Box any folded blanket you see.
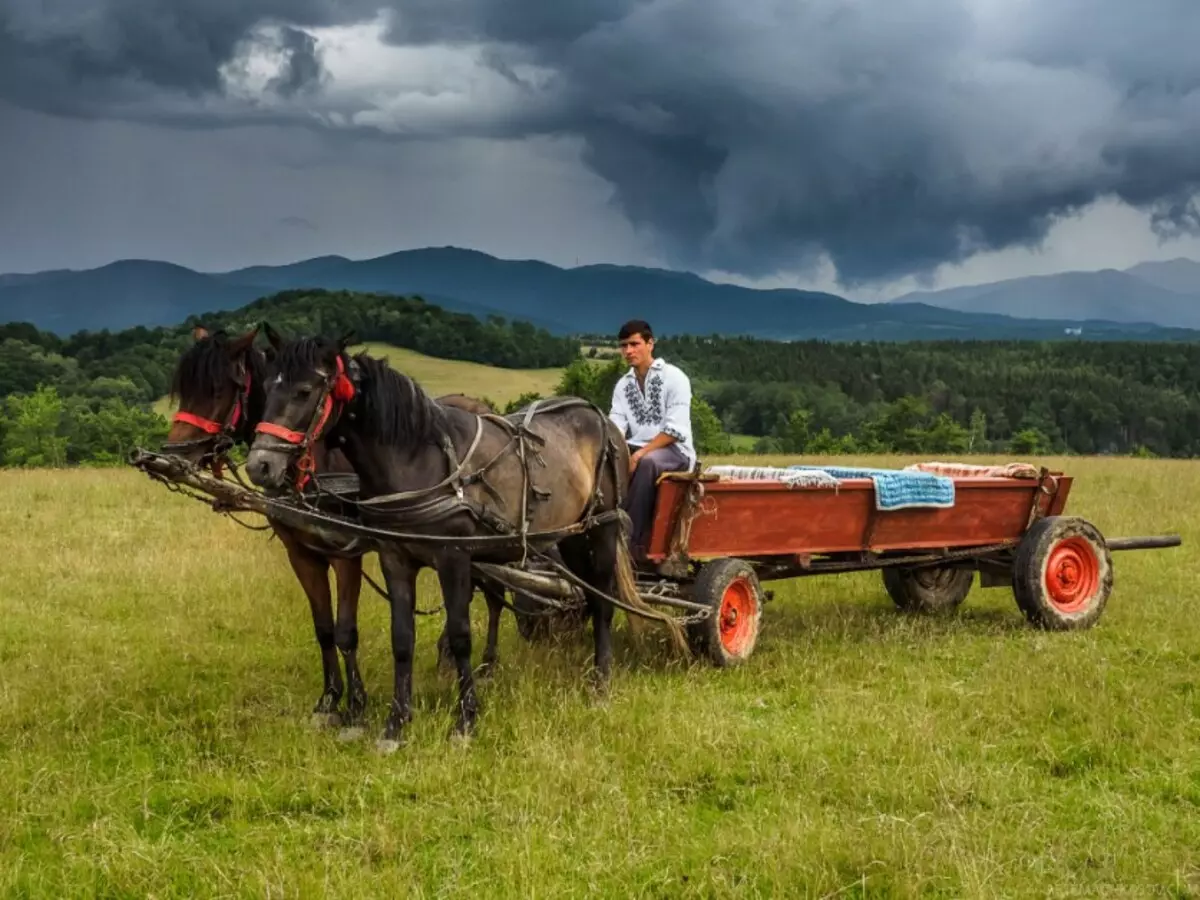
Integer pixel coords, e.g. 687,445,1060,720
705,464,841,489
788,465,955,511
904,460,1040,479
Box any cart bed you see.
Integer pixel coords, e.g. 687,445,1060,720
646,471,1070,561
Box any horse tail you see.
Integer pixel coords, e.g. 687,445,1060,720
613,530,691,659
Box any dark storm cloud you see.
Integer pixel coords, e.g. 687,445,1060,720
2,0,1199,284
383,0,645,48
0,0,353,113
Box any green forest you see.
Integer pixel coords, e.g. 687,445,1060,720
2,288,1198,467
0,290,579,467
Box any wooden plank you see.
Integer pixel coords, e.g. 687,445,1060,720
644,474,1074,561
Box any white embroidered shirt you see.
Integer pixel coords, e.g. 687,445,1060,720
609,357,697,465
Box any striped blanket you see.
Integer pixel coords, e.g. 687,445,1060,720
905,460,1040,479
704,465,841,489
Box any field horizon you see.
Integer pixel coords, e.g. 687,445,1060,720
2,453,1198,897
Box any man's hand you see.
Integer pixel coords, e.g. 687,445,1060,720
628,432,676,475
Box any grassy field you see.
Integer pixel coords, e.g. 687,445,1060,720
154,342,567,417
2,453,1199,897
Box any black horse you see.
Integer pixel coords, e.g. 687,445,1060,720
163,324,516,735
244,333,679,750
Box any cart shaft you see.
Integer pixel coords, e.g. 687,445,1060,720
1106,535,1182,551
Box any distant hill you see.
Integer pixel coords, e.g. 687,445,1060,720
889,259,1200,329
0,260,268,333
1124,257,1200,296
5,246,1200,341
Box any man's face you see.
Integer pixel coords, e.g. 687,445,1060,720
619,333,654,369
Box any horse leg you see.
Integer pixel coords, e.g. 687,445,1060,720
377,549,418,753
277,529,343,724
331,555,367,733
436,550,479,739
559,531,616,694
436,619,454,676
478,581,504,679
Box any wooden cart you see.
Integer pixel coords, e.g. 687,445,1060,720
634,466,1181,666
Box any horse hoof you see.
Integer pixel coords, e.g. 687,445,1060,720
376,738,403,755
587,676,611,706
310,712,342,730
448,729,474,748
338,726,366,743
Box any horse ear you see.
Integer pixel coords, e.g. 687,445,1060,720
337,330,356,352
262,321,284,355
192,325,209,341
225,326,259,358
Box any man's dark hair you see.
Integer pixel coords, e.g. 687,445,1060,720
618,319,653,342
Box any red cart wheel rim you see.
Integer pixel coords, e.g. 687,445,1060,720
719,578,757,656
1044,536,1101,614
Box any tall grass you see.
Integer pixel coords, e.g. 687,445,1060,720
1,455,1197,897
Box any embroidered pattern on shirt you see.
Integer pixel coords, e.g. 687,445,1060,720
623,373,663,426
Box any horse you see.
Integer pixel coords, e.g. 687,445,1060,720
161,323,515,733
244,331,684,750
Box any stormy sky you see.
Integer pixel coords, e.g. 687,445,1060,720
2,0,1199,299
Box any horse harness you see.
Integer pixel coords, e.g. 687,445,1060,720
255,356,629,556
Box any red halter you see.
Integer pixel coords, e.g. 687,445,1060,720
254,356,356,490
170,365,253,477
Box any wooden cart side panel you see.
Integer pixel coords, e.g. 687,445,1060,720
645,475,1074,561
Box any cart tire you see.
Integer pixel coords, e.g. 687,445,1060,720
686,558,763,667
882,565,974,613
512,591,583,642
1013,516,1112,631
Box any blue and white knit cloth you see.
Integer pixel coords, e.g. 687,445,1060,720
787,465,956,511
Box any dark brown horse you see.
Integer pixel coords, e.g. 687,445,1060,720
244,333,681,750
162,324,513,734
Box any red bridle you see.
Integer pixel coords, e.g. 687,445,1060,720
169,365,253,477
254,356,356,490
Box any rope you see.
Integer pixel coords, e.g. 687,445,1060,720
361,570,443,615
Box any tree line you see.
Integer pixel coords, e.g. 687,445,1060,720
648,335,1200,458
4,290,1200,467
0,290,579,467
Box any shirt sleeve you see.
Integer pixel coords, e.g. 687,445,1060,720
609,378,629,435
661,368,691,442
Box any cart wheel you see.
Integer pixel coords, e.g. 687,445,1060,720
1013,516,1112,631
687,558,763,667
512,591,583,642
881,565,974,613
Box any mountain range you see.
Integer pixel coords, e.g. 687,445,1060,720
2,247,1199,342
889,258,1200,329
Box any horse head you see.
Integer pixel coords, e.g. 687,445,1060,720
163,324,263,471
246,329,361,491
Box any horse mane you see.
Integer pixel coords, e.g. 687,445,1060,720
274,337,448,455
169,330,266,406
353,352,448,454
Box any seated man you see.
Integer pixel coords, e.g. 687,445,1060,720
608,319,696,559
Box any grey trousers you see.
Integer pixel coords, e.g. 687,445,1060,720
622,443,691,556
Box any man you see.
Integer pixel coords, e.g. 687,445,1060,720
608,319,696,559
